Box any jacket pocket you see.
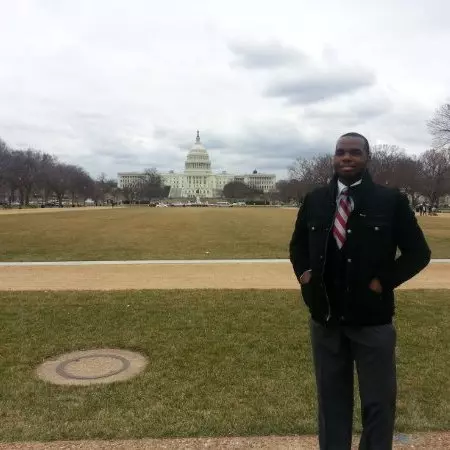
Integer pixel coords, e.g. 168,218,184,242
361,218,394,261
301,280,313,308
307,220,330,268
361,286,389,318
363,219,392,241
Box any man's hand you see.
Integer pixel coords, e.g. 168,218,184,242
369,278,383,293
299,270,312,285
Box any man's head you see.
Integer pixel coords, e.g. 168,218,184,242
334,132,370,184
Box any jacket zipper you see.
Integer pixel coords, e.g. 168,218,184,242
322,204,337,322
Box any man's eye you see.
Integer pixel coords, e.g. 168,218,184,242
335,149,363,157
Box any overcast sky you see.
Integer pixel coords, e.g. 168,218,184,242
1,0,449,180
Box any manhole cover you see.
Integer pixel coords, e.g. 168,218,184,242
36,349,148,385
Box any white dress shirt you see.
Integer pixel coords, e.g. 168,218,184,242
337,179,362,207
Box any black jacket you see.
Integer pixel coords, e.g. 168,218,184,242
289,171,431,326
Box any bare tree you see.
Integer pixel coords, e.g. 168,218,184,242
3,151,25,204
121,186,138,204
275,179,307,203
36,153,58,204
369,144,421,199
0,139,9,176
0,141,98,207
109,182,121,204
395,157,423,206
102,179,119,203
428,103,450,149
0,147,59,205
137,168,167,201
64,166,95,205
223,181,262,200
19,150,57,205
418,148,450,204
46,163,74,206
288,154,333,192
94,173,117,204
0,139,11,200
369,144,404,186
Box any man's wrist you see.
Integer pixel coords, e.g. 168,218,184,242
299,269,312,284
377,274,393,291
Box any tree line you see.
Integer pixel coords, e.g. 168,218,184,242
0,140,167,206
0,103,449,206
277,145,450,205
0,141,96,206
276,103,450,205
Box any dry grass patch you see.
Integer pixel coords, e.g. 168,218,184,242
0,207,448,261
0,289,448,442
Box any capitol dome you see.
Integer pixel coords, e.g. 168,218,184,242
184,130,212,173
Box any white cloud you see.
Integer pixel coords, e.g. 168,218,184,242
0,0,448,181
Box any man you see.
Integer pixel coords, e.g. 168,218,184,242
289,132,431,450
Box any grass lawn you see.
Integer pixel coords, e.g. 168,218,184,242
0,207,449,261
0,289,448,442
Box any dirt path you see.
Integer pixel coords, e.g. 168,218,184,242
0,261,448,291
1,432,448,449
0,206,118,215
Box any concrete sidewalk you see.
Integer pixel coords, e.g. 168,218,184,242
1,432,449,449
0,261,449,291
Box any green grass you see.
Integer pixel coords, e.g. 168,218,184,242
0,207,449,261
0,289,448,442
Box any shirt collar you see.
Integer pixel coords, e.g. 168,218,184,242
337,179,362,196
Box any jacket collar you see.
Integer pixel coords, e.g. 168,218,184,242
327,170,374,213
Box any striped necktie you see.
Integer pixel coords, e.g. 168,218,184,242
333,188,353,249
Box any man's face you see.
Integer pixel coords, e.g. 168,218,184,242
333,136,369,181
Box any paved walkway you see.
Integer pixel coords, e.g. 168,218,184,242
1,432,449,449
0,258,448,266
0,260,449,291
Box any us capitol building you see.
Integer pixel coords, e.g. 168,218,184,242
118,131,276,199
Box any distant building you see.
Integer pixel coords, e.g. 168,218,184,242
118,131,276,199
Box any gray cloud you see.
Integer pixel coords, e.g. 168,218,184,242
303,89,392,125
200,122,333,176
265,70,376,105
229,39,376,105
372,107,432,149
153,127,172,140
352,103,391,121
152,127,212,152
236,130,330,160
229,40,307,69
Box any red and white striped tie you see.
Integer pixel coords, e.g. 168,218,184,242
333,188,353,249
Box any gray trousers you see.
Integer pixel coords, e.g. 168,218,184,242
310,319,397,450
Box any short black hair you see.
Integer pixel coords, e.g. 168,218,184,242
338,132,371,156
